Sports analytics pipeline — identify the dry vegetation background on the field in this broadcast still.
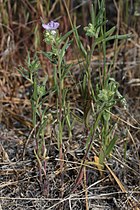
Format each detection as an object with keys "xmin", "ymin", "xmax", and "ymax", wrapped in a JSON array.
[{"xmin": 0, "ymin": 0, "xmax": 140, "ymax": 210}]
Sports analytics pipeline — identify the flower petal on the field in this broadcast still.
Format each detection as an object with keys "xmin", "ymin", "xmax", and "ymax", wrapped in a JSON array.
[{"xmin": 42, "ymin": 21, "xmax": 59, "ymax": 30}]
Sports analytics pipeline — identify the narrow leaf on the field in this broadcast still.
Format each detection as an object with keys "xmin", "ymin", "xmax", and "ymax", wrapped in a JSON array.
[{"xmin": 105, "ymin": 136, "xmax": 118, "ymax": 156}]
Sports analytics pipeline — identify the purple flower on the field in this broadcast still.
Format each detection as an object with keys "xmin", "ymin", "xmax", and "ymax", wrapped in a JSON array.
[{"xmin": 42, "ymin": 21, "xmax": 59, "ymax": 30}]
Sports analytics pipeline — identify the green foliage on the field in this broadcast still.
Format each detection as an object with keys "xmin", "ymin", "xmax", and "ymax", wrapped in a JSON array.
[
  {"xmin": 18, "ymin": 0, "xmax": 131, "ymax": 182},
  {"xmin": 67, "ymin": 0, "xmax": 130, "ymax": 169}
]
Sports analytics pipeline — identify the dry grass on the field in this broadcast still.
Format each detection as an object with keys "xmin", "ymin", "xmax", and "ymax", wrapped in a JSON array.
[{"xmin": 0, "ymin": 1, "xmax": 140, "ymax": 209}]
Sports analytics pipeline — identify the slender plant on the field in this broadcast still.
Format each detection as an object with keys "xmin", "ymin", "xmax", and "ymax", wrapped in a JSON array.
[
  {"xmin": 63, "ymin": 0, "xmax": 130, "ymax": 189},
  {"xmin": 41, "ymin": 20, "xmax": 80, "ymax": 196},
  {"xmin": 18, "ymin": 0, "xmax": 130, "ymax": 194},
  {"xmin": 18, "ymin": 53, "xmax": 51, "ymax": 192},
  {"xmin": 18, "ymin": 19, "xmax": 78, "ymax": 194}
]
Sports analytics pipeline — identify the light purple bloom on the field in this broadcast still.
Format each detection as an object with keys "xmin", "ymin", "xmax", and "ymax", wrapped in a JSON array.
[{"xmin": 42, "ymin": 21, "xmax": 59, "ymax": 30}]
